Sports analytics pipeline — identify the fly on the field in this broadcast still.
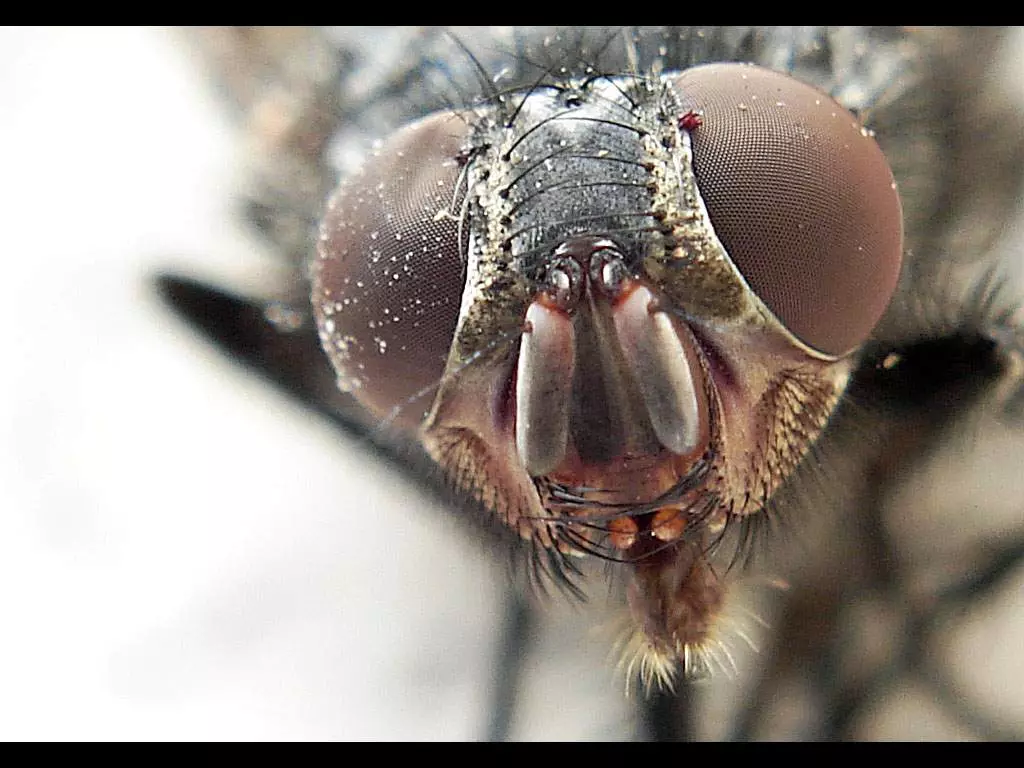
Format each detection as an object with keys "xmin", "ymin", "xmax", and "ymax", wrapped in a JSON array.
[{"xmin": 158, "ymin": 27, "xmax": 1024, "ymax": 740}]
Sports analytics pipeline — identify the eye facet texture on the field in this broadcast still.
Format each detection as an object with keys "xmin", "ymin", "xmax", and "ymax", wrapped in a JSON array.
[
  {"xmin": 671, "ymin": 63, "xmax": 904, "ymax": 356},
  {"xmin": 313, "ymin": 114, "xmax": 469, "ymax": 429}
]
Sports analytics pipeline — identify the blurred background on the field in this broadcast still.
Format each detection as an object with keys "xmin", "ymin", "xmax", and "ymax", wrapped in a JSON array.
[{"xmin": 0, "ymin": 26, "xmax": 1022, "ymax": 740}]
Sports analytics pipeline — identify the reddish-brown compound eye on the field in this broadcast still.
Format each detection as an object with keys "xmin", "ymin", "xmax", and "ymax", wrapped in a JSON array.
[
  {"xmin": 670, "ymin": 63, "xmax": 904, "ymax": 356},
  {"xmin": 312, "ymin": 113, "xmax": 470, "ymax": 430}
]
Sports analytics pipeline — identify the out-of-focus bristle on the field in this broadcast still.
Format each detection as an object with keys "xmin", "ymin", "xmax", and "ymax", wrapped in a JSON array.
[
  {"xmin": 614, "ymin": 582, "xmax": 773, "ymax": 696},
  {"xmin": 614, "ymin": 626, "xmax": 680, "ymax": 697}
]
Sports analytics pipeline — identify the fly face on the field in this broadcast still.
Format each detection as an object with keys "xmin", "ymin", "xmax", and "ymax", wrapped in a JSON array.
[
  {"xmin": 163, "ymin": 26, "xmax": 1024, "ymax": 739},
  {"xmin": 312, "ymin": 62, "xmax": 903, "ymax": 685}
]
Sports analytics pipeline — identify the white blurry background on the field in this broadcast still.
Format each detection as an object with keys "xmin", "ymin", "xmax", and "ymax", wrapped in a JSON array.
[{"xmin": 2, "ymin": 26, "xmax": 1024, "ymax": 741}]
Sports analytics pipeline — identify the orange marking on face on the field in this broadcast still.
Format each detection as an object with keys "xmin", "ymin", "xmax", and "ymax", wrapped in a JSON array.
[
  {"xmin": 608, "ymin": 516, "xmax": 639, "ymax": 550},
  {"xmin": 651, "ymin": 507, "xmax": 686, "ymax": 542}
]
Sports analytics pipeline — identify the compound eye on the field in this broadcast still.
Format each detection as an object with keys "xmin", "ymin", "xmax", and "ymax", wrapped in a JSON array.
[
  {"xmin": 670, "ymin": 64, "xmax": 904, "ymax": 356},
  {"xmin": 313, "ymin": 113, "xmax": 469, "ymax": 430}
]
